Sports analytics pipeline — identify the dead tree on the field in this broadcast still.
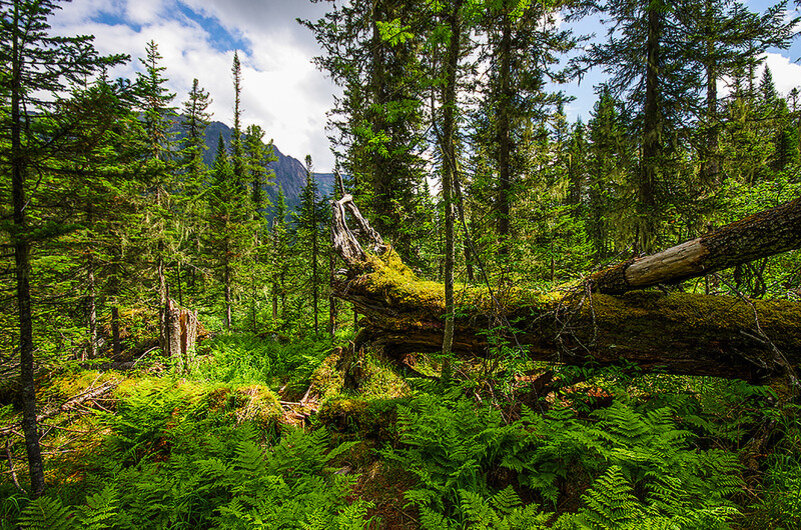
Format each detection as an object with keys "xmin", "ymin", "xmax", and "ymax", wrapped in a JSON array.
[{"xmin": 330, "ymin": 195, "xmax": 801, "ymax": 385}]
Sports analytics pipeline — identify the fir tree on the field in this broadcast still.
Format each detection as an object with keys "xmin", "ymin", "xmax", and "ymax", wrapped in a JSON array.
[
  {"xmin": 134, "ymin": 40, "xmax": 179, "ymax": 357},
  {"xmin": 0, "ymin": 0, "xmax": 126, "ymax": 496}
]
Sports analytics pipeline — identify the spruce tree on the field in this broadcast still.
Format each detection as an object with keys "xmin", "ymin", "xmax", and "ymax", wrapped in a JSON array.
[
  {"xmin": 178, "ymin": 78, "xmax": 212, "ymax": 303},
  {"xmin": 0, "ymin": 0, "xmax": 126, "ymax": 496},
  {"xmin": 296, "ymin": 156, "xmax": 324, "ymax": 334},
  {"xmin": 231, "ymin": 51, "xmax": 246, "ymax": 191},
  {"xmin": 204, "ymin": 134, "xmax": 251, "ymax": 330},
  {"xmin": 134, "ymin": 40, "xmax": 179, "ymax": 356},
  {"xmin": 302, "ymin": 0, "xmax": 428, "ymax": 259}
]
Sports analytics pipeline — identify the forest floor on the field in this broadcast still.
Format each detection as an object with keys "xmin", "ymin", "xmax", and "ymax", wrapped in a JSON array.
[{"xmin": 1, "ymin": 330, "xmax": 800, "ymax": 529}]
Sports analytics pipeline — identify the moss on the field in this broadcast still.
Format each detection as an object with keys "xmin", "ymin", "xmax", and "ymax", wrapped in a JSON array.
[
  {"xmin": 358, "ymin": 352, "xmax": 411, "ymax": 399},
  {"xmin": 358, "ymin": 248, "xmax": 558, "ymax": 316},
  {"xmin": 318, "ymin": 396, "xmax": 407, "ymax": 442},
  {"xmin": 232, "ymin": 384, "xmax": 283, "ymax": 429},
  {"xmin": 309, "ymin": 351, "xmax": 345, "ymax": 400}
]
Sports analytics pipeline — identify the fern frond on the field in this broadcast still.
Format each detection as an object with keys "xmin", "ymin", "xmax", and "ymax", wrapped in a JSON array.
[{"xmin": 18, "ymin": 496, "xmax": 74, "ymax": 530}]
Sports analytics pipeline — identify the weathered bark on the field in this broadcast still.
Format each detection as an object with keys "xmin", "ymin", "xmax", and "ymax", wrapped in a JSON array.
[
  {"xmin": 163, "ymin": 298, "xmax": 199, "ymax": 372},
  {"xmin": 639, "ymin": 1, "xmax": 663, "ymax": 254},
  {"xmin": 11, "ymin": 2, "xmax": 44, "ymax": 497},
  {"xmin": 591, "ymin": 196, "xmax": 801, "ymax": 294},
  {"xmin": 497, "ymin": 15, "xmax": 513, "ymax": 255},
  {"xmin": 331, "ymin": 196, "xmax": 801, "ymax": 384},
  {"xmin": 440, "ymin": 0, "xmax": 462, "ymax": 367}
]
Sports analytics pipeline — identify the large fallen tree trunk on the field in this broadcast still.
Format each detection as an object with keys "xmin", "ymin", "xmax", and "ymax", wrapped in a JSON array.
[{"xmin": 331, "ymin": 195, "xmax": 801, "ymax": 384}]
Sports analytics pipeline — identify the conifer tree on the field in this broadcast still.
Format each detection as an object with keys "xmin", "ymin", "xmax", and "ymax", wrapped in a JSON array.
[
  {"xmin": 204, "ymin": 134, "xmax": 252, "ymax": 330},
  {"xmin": 178, "ymin": 78, "xmax": 212, "ymax": 303},
  {"xmin": 231, "ymin": 51, "xmax": 246, "ymax": 191},
  {"xmin": 180, "ymin": 78, "xmax": 212, "ymax": 194},
  {"xmin": 243, "ymin": 124, "xmax": 276, "ymax": 216},
  {"xmin": 682, "ymin": 0, "xmax": 796, "ymax": 185},
  {"xmin": 134, "ymin": 40, "xmax": 179, "ymax": 355},
  {"xmin": 0, "ymin": 0, "xmax": 126, "ymax": 496},
  {"xmin": 296, "ymin": 156, "xmax": 324, "ymax": 334},
  {"xmin": 268, "ymin": 186, "xmax": 292, "ymax": 324},
  {"xmin": 586, "ymin": 86, "xmax": 631, "ymax": 258},
  {"xmin": 303, "ymin": 0, "xmax": 428, "ymax": 259}
]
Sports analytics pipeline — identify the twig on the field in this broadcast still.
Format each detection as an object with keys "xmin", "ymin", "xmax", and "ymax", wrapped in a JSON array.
[
  {"xmin": 132, "ymin": 346, "xmax": 159, "ymax": 366},
  {"xmin": 715, "ymin": 273, "xmax": 800, "ymax": 391},
  {"xmin": 4, "ymin": 439, "xmax": 23, "ymax": 493},
  {"xmin": 0, "ymin": 381, "xmax": 119, "ymax": 436}
]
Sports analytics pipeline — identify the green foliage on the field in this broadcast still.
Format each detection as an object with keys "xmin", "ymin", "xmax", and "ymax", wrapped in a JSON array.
[
  {"xmin": 18, "ymin": 496, "xmax": 74, "ymax": 530},
  {"xmin": 382, "ymin": 391, "xmax": 744, "ymax": 528},
  {"xmin": 195, "ymin": 333, "xmax": 332, "ymax": 391}
]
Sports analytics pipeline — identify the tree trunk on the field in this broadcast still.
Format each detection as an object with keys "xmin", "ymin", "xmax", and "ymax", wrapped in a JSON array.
[
  {"xmin": 86, "ymin": 259, "xmax": 97, "ymax": 360},
  {"xmin": 111, "ymin": 306, "xmax": 122, "ymax": 358},
  {"xmin": 640, "ymin": 1, "xmax": 663, "ymax": 254},
  {"xmin": 224, "ymin": 254, "xmax": 232, "ymax": 331},
  {"xmin": 590, "ymin": 196, "xmax": 801, "ymax": 294},
  {"xmin": 11, "ymin": 2, "xmax": 45, "ymax": 496},
  {"xmin": 330, "ymin": 195, "xmax": 801, "ymax": 384},
  {"xmin": 497, "ymin": 15, "xmax": 513, "ymax": 255},
  {"xmin": 440, "ymin": 0, "xmax": 462, "ymax": 371}
]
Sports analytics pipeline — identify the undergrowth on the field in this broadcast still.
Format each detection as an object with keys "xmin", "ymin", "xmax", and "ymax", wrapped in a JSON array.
[{"xmin": 2, "ymin": 334, "xmax": 799, "ymax": 529}]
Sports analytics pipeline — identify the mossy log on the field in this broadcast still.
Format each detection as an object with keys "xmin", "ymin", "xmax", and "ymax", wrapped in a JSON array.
[{"xmin": 331, "ymin": 196, "xmax": 801, "ymax": 383}]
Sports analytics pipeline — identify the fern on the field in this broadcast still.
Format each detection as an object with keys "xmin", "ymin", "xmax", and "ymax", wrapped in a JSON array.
[
  {"xmin": 575, "ymin": 466, "xmax": 644, "ymax": 529},
  {"xmin": 18, "ymin": 496, "xmax": 75, "ymax": 530},
  {"xmin": 77, "ymin": 486, "xmax": 118, "ymax": 529}
]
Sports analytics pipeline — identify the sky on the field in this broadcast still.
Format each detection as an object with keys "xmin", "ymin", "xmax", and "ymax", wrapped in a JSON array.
[{"xmin": 50, "ymin": 0, "xmax": 801, "ymax": 173}]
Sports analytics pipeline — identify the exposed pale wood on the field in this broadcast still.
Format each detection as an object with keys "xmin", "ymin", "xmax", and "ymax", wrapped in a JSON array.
[
  {"xmin": 625, "ymin": 238, "xmax": 708, "ymax": 286},
  {"xmin": 592, "ymin": 196, "xmax": 801, "ymax": 294}
]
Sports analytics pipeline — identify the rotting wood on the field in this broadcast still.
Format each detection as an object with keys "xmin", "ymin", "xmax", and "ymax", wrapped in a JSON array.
[{"xmin": 330, "ymin": 196, "xmax": 801, "ymax": 384}]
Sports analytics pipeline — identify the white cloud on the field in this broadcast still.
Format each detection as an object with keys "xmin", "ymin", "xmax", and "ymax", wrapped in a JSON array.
[
  {"xmin": 763, "ymin": 52, "xmax": 801, "ymax": 97},
  {"xmin": 49, "ymin": 0, "xmax": 341, "ymax": 171},
  {"xmin": 125, "ymin": 0, "xmax": 166, "ymax": 25}
]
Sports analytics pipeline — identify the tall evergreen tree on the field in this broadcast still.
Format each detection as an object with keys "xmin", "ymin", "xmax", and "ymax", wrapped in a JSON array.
[
  {"xmin": 180, "ymin": 78, "xmax": 212, "ymax": 194},
  {"xmin": 296, "ymin": 155, "xmax": 324, "ymax": 335},
  {"xmin": 231, "ymin": 51, "xmax": 246, "ymax": 191},
  {"xmin": 134, "ymin": 40, "xmax": 179, "ymax": 356},
  {"xmin": 204, "ymin": 135, "xmax": 250, "ymax": 330},
  {"xmin": 303, "ymin": 0, "xmax": 428, "ymax": 259},
  {"xmin": 0, "ymin": 0, "xmax": 126, "ymax": 496}
]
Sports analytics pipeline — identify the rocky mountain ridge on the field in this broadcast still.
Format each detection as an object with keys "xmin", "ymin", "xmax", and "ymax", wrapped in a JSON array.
[{"xmin": 199, "ymin": 120, "xmax": 336, "ymax": 212}]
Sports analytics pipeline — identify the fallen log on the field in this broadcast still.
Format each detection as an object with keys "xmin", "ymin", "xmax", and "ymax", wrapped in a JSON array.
[
  {"xmin": 331, "ymin": 195, "xmax": 801, "ymax": 384},
  {"xmin": 0, "ymin": 381, "xmax": 119, "ymax": 437},
  {"xmin": 589, "ymin": 196, "xmax": 801, "ymax": 294}
]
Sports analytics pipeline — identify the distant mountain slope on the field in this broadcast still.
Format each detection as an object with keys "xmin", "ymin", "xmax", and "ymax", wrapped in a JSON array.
[{"xmin": 197, "ymin": 120, "xmax": 335, "ymax": 211}]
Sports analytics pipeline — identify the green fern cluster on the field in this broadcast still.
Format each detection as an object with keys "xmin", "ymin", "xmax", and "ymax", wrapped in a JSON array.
[
  {"xmin": 194, "ymin": 333, "xmax": 331, "ymax": 391},
  {"xmin": 15, "ymin": 427, "xmax": 371, "ymax": 529},
  {"xmin": 17, "ymin": 486, "xmax": 117, "ymax": 530},
  {"xmin": 384, "ymin": 394, "xmax": 743, "ymax": 529}
]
